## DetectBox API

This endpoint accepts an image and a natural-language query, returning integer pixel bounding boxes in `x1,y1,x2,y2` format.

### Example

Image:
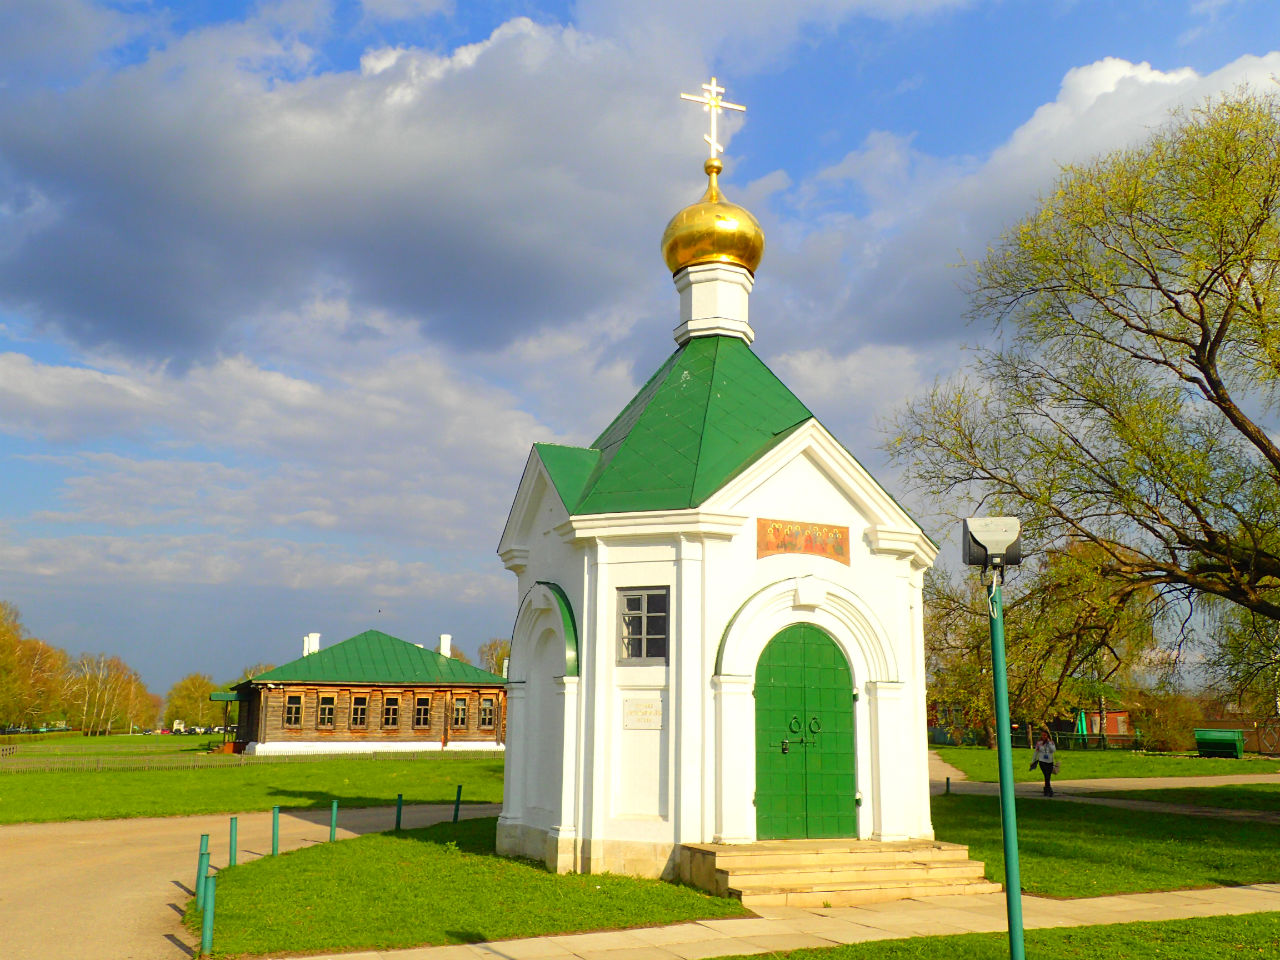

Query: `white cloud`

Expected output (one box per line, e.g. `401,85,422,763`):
0,530,505,599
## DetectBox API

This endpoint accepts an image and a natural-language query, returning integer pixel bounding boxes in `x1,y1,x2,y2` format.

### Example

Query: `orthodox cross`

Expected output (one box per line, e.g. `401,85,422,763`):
680,76,745,158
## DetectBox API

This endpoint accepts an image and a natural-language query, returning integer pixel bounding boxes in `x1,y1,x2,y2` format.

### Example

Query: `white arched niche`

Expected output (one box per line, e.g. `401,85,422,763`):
502,583,579,841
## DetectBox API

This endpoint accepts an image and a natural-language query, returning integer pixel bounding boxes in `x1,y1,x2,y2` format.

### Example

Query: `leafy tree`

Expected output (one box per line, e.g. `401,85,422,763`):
892,90,1280,683
65,653,152,735
0,602,68,729
163,673,218,729
479,638,510,676
927,545,1160,746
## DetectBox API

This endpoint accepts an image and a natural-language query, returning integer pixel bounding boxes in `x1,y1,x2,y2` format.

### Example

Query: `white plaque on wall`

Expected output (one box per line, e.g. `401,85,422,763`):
623,698,663,730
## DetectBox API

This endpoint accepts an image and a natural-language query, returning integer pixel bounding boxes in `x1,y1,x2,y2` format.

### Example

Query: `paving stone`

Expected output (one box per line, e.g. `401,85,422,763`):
547,931,652,952
694,917,799,936
663,939,771,960
470,939,581,959
630,923,728,946
737,933,841,952
573,946,683,960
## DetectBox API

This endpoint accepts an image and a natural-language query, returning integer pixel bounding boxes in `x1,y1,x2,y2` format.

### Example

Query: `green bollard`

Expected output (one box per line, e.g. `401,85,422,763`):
272,805,280,856
228,816,237,867
195,834,209,890
200,875,216,956
195,850,210,911
452,784,462,823
329,799,338,842
395,793,403,831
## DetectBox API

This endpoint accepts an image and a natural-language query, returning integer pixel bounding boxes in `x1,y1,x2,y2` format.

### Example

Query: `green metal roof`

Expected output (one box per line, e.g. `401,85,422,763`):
539,335,813,514
240,630,506,686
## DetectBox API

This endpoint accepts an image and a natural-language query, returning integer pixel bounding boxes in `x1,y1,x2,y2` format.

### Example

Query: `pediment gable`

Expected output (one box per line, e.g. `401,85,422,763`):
497,449,571,569
702,419,937,568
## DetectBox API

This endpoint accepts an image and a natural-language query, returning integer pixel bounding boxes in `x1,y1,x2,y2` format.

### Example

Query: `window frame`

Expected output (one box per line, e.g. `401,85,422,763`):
382,695,399,729
350,695,367,729
413,696,431,728
452,696,468,728
317,695,335,729
479,696,495,729
617,586,670,664
283,694,302,727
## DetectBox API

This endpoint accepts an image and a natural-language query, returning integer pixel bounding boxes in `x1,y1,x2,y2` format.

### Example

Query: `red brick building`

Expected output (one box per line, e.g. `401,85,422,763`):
234,630,506,754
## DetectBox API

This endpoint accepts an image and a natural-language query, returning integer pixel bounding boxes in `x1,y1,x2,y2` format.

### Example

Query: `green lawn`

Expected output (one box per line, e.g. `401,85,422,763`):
0,754,503,822
187,817,749,957
1091,783,1280,812
931,793,1280,897
717,913,1280,959
935,745,1280,782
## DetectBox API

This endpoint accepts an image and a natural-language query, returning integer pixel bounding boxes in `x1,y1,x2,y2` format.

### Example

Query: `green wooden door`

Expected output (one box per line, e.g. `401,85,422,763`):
754,624,857,839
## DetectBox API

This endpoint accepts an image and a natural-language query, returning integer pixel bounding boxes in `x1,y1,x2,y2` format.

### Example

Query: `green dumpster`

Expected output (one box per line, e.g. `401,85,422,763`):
1194,728,1245,758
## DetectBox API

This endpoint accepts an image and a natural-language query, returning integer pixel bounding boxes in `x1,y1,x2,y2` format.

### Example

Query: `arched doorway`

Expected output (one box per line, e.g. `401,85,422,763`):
754,623,857,839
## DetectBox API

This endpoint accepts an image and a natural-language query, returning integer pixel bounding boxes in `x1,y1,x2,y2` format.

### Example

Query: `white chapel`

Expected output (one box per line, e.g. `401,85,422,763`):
496,79,939,882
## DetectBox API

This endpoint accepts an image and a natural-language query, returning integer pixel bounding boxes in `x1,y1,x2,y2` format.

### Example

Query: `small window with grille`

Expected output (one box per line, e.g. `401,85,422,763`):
414,697,431,728
350,696,367,728
480,697,495,728
383,696,399,728
452,696,468,728
317,696,335,728
618,587,669,662
284,695,302,727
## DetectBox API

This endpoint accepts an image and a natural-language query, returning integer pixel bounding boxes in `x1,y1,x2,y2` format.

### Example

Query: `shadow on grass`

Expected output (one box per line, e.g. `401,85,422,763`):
263,783,498,810
932,793,1280,897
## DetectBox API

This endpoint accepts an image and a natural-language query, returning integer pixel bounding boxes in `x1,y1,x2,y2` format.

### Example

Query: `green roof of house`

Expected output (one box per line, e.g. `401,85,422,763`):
537,335,813,514
240,630,505,686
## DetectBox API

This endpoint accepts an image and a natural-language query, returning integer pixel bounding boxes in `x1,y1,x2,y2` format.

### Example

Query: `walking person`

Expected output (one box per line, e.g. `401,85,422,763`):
1033,728,1057,796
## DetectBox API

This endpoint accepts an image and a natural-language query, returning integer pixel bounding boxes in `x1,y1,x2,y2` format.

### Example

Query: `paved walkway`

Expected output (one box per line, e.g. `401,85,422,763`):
929,752,1280,824
294,884,1280,959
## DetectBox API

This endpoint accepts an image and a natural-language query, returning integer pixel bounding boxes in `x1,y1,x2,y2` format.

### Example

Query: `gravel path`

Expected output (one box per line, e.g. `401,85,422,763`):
0,803,501,960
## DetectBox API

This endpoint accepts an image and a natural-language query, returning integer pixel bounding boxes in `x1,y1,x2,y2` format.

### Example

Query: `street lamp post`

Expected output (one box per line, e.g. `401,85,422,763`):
963,517,1026,960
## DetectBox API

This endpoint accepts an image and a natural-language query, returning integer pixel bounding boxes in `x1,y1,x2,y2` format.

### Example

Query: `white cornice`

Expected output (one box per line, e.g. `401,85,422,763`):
556,509,748,543
865,526,938,571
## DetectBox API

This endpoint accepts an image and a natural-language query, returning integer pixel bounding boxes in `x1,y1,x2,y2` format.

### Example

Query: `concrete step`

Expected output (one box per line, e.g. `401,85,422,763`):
737,879,1005,908
678,837,999,905
728,861,988,889
704,841,973,870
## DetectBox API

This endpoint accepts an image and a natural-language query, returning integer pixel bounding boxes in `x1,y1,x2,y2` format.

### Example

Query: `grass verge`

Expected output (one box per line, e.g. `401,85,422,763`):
5,733,221,756
932,793,1280,897
935,745,1280,782
186,817,749,957
1090,783,1280,812
0,754,503,822
716,913,1280,959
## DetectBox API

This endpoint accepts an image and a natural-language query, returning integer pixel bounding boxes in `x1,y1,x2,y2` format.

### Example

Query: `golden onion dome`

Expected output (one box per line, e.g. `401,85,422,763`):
661,158,765,276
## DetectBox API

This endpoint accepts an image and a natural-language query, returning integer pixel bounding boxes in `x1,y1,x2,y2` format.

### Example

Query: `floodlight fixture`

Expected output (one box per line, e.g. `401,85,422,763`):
962,516,1022,569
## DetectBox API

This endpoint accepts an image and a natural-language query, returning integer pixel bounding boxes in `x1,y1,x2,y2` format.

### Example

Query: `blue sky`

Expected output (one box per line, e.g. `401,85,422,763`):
1,0,1278,693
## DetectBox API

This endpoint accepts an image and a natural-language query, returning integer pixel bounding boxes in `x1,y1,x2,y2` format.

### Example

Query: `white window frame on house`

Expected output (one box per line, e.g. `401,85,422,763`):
284,694,302,727
317,695,335,728
479,697,495,729
350,695,367,729
383,696,399,728
617,586,670,663
414,696,431,728
452,696,468,728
